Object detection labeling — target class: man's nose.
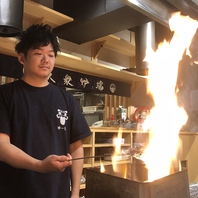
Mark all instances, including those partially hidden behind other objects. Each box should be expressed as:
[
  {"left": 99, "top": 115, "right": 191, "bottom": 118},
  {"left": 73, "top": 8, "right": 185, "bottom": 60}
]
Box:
[{"left": 41, "top": 54, "right": 48, "bottom": 62}]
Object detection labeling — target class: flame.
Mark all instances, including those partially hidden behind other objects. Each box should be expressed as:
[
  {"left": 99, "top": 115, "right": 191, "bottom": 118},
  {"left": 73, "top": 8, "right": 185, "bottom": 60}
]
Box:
[
  {"left": 99, "top": 130, "right": 124, "bottom": 174},
  {"left": 112, "top": 129, "right": 123, "bottom": 172},
  {"left": 100, "top": 159, "right": 105, "bottom": 173},
  {"left": 141, "top": 12, "right": 198, "bottom": 181},
  {"left": 111, "top": 129, "right": 128, "bottom": 179}
]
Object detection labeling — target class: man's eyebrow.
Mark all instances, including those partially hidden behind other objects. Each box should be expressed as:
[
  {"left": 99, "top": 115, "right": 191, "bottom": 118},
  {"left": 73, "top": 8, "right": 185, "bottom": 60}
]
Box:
[{"left": 34, "top": 47, "right": 54, "bottom": 52}]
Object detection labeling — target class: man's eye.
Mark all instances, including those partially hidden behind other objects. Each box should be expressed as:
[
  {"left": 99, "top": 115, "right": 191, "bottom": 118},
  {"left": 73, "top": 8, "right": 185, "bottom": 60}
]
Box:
[{"left": 49, "top": 54, "right": 54, "bottom": 57}]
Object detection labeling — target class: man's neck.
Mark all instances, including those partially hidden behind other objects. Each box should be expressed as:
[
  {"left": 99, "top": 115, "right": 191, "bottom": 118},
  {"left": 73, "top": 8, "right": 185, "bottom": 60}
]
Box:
[{"left": 21, "top": 76, "right": 49, "bottom": 87}]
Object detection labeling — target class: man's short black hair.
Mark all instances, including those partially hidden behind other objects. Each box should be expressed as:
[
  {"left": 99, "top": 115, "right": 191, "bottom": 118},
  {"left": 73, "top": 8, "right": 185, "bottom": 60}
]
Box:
[{"left": 15, "top": 24, "right": 60, "bottom": 57}]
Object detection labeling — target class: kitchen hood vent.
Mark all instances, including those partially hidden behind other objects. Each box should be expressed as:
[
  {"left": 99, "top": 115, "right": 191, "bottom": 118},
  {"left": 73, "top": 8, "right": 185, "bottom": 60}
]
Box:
[
  {"left": 53, "top": 0, "right": 152, "bottom": 44},
  {"left": 166, "top": 0, "right": 198, "bottom": 20},
  {"left": 53, "top": 0, "right": 177, "bottom": 44},
  {"left": 134, "top": 21, "right": 155, "bottom": 76},
  {"left": 131, "top": 21, "right": 173, "bottom": 76}
]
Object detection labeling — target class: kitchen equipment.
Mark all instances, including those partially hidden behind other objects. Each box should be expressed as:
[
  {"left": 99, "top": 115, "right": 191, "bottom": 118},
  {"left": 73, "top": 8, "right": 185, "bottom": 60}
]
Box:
[
  {"left": 0, "top": 0, "right": 24, "bottom": 37},
  {"left": 85, "top": 165, "right": 190, "bottom": 198}
]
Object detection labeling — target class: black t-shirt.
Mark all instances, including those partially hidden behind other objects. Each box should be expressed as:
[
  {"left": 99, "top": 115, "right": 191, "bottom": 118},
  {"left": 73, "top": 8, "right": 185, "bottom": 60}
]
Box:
[{"left": 0, "top": 79, "right": 91, "bottom": 198}]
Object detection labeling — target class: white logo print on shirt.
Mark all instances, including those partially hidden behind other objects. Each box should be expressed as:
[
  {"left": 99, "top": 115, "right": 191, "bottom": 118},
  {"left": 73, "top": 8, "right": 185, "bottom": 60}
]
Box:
[{"left": 56, "top": 109, "right": 68, "bottom": 130}]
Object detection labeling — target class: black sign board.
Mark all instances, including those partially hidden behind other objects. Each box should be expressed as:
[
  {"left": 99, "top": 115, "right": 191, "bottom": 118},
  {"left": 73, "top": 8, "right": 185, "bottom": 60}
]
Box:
[{"left": 51, "top": 67, "right": 131, "bottom": 97}]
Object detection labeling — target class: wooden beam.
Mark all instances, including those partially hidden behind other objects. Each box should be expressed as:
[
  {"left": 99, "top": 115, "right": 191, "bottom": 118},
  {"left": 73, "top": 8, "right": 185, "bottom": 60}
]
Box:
[{"left": 23, "top": 0, "right": 73, "bottom": 29}]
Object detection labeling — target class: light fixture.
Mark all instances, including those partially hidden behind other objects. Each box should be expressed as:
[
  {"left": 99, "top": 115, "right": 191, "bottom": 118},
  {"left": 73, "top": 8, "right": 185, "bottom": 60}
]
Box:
[{"left": 0, "top": 0, "right": 24, "bottom": 37}]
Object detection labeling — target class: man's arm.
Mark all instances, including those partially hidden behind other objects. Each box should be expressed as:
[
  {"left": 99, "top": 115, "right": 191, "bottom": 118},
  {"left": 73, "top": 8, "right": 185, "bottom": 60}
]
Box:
[
  {"left": 70, "top": 140, "right": 84, "bottom": 198},
  {"left": 0, "top": 133, "right": 72, "bottom": 172}
]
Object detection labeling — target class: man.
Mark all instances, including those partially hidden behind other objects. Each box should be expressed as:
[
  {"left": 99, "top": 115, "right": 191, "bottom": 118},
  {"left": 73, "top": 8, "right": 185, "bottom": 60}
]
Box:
[{"left": 0, "top": 24, "right": 91, "bottom": 198}]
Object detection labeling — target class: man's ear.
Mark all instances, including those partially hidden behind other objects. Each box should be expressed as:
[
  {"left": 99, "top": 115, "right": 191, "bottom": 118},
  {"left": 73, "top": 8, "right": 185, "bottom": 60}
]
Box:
[{"left": 18, "top": 53, "right": 25, "bottom": 65}]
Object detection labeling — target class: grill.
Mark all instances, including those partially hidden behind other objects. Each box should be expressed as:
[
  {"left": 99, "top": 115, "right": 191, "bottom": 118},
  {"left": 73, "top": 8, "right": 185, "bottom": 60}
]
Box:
[{"left": 85, "top": 163, "right": 190, "bottom": 198}]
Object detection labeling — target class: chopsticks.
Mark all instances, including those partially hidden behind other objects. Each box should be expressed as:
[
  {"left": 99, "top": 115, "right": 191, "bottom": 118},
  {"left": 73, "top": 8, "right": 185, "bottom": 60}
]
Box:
[
  {"left": 68, "top": 154, "right": 132, "bottom": 161},
  {"left": 68, "top": 154, "right": 111, "bottom": 161},
  {"left": 68, "top": 147, "right": 143, "bottom": 161}
]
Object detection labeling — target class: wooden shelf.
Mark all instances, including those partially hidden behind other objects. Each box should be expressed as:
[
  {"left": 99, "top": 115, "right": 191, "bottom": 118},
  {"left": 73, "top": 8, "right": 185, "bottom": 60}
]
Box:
[
  {"left": 83, "top": 144, "right": 92, "bottom": 148},
  {"left": 82, "top": 164, "right": 92, "bottom": 168},
  {"left": 56, "top": 52, "right": 146, "bottom": 82},
  {"left": 94, "top": 160, "right": 131, "bottom": 167},
  {"left": 80, "top": 184, "right": 86, "bottom": 190},
  {"left": 95, "top": 34, "right": 135, "bottom": 57},
  {"left": 0, "top": 37, "right": 16, "bottom": 57},
  {"left": 94, "top": 143, "right": 131, "bottom": 147},
  {"left": 83, "top": 127, "right": 135, "bottom": 167},
  {"left": 23, "top": 0, "right": 73, "bottom": 29},
  {"left": 90, "top": 127, "right": 136, "bottom": 132},
  {"left": 0, "top": 36, "right": 146, "bottom": 82}
]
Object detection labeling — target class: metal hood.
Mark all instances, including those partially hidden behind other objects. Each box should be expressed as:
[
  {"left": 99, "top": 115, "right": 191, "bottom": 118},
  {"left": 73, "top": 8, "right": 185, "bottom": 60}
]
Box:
[
  {"left": 166, "top": 0, "right": 198, "bottom": 20},
  {"left": 53, "top": 0, "right": 177, "bottom": 44}
]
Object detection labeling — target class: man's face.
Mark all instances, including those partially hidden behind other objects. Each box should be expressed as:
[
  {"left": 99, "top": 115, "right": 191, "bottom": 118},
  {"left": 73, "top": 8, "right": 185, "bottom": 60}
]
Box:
[{"left": 19, "top": 43, "right": 56, "bottom": 79}]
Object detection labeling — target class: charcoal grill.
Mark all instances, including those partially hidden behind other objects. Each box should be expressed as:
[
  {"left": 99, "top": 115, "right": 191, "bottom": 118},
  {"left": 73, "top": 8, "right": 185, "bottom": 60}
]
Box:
[{"left": 85, "top": 164, "right": 190, "bottom": 198}]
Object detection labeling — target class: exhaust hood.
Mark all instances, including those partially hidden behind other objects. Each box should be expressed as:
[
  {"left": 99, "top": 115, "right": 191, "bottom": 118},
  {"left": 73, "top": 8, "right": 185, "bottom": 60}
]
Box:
[
  {"left": 53, "top": 0, "right": 177, "bottom": 44},
  {"left": 53, "top": 0, "right": 151, "bottom": 44},
  {"left": 166, "top": 0, "right": 198, "bottom": 20},
  {"left": 120, "top": 0, "right": 176, "bottom": 27}
]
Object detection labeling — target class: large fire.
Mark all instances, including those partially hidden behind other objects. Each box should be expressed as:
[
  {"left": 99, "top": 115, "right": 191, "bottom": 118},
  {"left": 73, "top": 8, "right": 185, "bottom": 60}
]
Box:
[
  {"left": 141, "top": 12, "right": 198, "bottom": 181},
  {"left": 100, "top": 12, "right": 198, "bottom": 181}
]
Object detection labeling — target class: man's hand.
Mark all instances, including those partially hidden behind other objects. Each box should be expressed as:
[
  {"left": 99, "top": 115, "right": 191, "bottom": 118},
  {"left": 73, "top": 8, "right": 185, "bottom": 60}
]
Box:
[
  {"left": 0, "top": 133, "right": 72, "bottom": 173},
  {"left": 39, "top": 153, "right": 72, "bottom": 173}
]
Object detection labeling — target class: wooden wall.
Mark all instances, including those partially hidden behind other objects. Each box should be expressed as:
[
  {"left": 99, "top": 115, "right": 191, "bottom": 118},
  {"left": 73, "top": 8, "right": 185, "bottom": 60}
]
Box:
[{"left": 0, "top": 76, "right": 15, "bottom": 85}]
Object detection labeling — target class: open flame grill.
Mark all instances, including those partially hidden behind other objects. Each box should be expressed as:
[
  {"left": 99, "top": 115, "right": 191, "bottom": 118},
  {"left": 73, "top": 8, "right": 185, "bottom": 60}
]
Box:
[{"left": 85, "top": 164, "right": 190, "bottom": 198}]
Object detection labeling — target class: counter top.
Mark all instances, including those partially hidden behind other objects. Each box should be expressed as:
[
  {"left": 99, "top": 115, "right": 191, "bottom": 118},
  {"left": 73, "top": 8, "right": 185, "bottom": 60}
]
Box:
[{"left": 89, "top": 127, "right": 198, "bottom": 135}]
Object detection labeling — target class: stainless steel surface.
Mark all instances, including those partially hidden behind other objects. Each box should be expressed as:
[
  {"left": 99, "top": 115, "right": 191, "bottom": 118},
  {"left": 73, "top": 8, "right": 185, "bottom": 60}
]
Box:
[
  {"left": 135, "top": 21, "right": 156, "bottom": 75},
  {"left": 85, "top": 166, "right": 190, "bottom": 198},
  {"left": 121, "top": 0, "right": 177, "bottom": 27},
  {"left": 166, "top": 0, "right": 198, "bottom": 20},
  {"left": 53, "top": 0, "right": 177, "bottom": 44},
  {"left": 0, "top": 0, "right": 24, "bottom": 37},
  {"left": 68, "top": 154, "right": 112, "bottom": 161}
]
